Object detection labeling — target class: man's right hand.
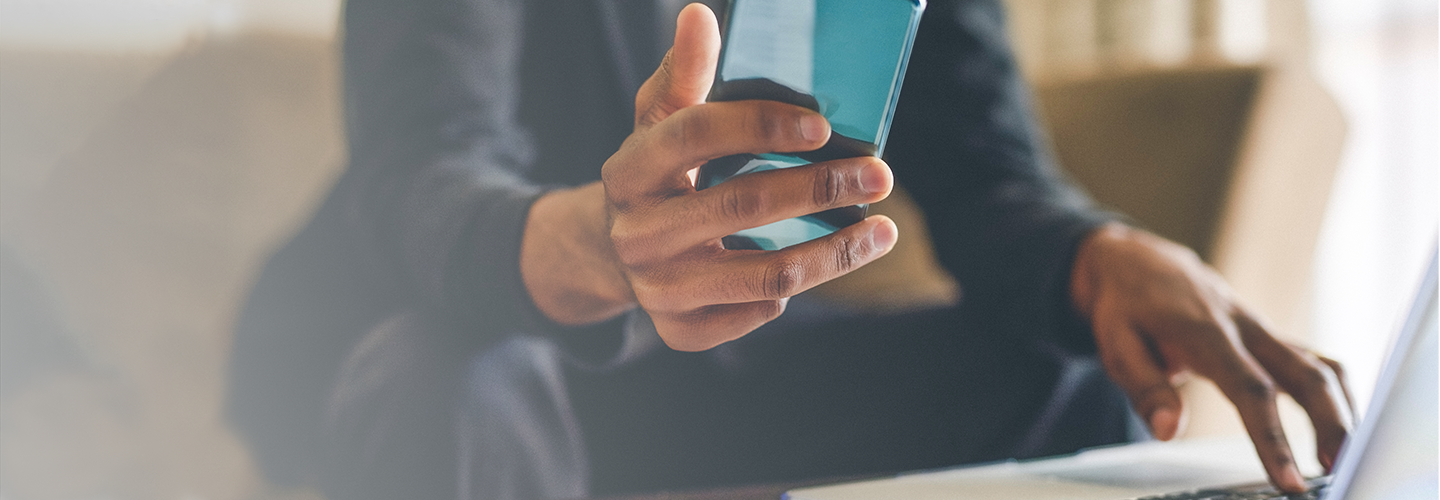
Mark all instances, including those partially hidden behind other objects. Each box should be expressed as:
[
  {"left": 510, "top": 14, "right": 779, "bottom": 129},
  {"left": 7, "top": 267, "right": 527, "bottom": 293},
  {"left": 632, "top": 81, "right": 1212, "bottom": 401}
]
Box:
[{"left": 520, "top": 3, "right": 897, "bottom": 351}]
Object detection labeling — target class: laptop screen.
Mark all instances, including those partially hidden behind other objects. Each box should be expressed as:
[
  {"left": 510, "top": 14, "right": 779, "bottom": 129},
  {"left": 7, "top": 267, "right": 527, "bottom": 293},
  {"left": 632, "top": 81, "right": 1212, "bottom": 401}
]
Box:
[{"left": 1326, "top": 253, "right": 1438, "bottom": 499}]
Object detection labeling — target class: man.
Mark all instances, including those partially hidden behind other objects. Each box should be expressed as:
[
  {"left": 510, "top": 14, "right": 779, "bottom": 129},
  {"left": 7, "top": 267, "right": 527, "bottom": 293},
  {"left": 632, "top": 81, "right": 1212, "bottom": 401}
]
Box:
[{"left": 226, "top": 1, "right": 1354, "bottom": 499}]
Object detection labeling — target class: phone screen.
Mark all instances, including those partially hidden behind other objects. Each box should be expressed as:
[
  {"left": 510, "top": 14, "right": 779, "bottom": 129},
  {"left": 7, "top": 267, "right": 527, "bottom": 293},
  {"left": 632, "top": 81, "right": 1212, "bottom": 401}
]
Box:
[{"left": 698, "top": 0, "right": 925, "bottom": 251}]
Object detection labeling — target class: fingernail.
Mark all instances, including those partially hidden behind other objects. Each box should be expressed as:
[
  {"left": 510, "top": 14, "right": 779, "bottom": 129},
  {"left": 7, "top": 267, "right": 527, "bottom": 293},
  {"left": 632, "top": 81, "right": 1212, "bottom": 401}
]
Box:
[
  {"left": 800, "top": 114, "right": 828, "bottom": 142},
  {"left": 1149, "top": 408, "right": 1179, "bottom": 441},
  {"left": 859, "top": 161, "right": 889, "bottom": 195},
  {"left": 870, "top": 219, "right": 898, "bottom": 252}
]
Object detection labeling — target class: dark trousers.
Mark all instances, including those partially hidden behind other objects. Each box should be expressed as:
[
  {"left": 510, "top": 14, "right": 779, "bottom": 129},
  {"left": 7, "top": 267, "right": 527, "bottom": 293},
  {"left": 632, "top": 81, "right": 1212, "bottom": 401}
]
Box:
[{"left": 320, "top": 302, "right": 1136, "bottom": 500}]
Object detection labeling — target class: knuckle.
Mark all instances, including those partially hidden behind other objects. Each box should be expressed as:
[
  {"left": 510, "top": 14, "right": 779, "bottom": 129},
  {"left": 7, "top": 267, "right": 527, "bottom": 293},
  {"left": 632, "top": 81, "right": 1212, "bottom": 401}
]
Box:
[
  {"left": 609, "top": 227, "right": 646, "bottom": 267},
  {"left": 610, "top": 223, "right": 667, "bottom": 271},
  {"left": 657, "top": 311, "right": 708, "bottom": 351},
  {"left": 834, "top": 232, "right": 867, "bottom": 272},
  {"left": 762, "top": 258, "right": 806, "bottom": 299},
  {"left": 600, "top": 158, "right": 620, "bottom": 184},
  {"left": 1297, "top": 362, "right": 1331, "bottom": 390},
  {"left": 601, "top": 159, "right": 638, "bottom": 205},
  {"left": 1236, "top": 376, "right": 1278, "bottom": 402},
  {"left": 1174, "top": 309, "right": 1223, "bottom": 335},
  {"left": 1261, "top": 427, "right": 1292, "bottom": 450},
  {"left": 720, "top": 188, "right": 766, "bottom": 224},
  {"left": 1134, "top": 382, "right": 1174, "bottom": 405},
  {"left": 1323, "top": 358, "right": 1347, "bottom": 377},
  {"left": 751, "top": 103, "right": 786, "bottom": 144},
  {"left": 609, "top": 232, "right": 640, "bottom": 266},
  {"left": 666, "top": 306, "right": 748, "bottom": 352},
  {"left": 812, "top": 166, "right": 845, "bottom": 208},
  {"left": 670, "top": 110, "right": 708, "bottom": 152}
]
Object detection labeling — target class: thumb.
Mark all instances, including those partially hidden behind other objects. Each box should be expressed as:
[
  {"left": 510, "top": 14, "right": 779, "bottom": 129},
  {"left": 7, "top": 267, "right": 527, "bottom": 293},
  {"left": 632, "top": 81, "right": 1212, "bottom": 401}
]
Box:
[
  {"left": 635, "top": 3, "right": 720, "bottom": 128},
  {"left": 1098, "top": 321, "right": 1186, "bottom": 441}
]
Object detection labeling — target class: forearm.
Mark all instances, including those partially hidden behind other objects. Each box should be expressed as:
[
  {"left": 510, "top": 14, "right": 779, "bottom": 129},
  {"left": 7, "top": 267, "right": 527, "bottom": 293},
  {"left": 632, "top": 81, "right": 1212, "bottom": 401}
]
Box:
[
  {"left": 343, "top": 0, "right": 562, "bottom": 339},
  {"left": 889, "top": 0, "right": 1116, "bottom": 349},
  {"left": 924, "top": 192, "right": 1114, "bottom": 350}
]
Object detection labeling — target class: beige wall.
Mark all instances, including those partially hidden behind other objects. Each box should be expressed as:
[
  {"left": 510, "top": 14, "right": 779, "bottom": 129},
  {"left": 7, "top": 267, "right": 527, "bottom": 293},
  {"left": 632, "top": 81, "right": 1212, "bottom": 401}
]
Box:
[{"left": 1, "top": 9, "right": 344, "bottom": 497}]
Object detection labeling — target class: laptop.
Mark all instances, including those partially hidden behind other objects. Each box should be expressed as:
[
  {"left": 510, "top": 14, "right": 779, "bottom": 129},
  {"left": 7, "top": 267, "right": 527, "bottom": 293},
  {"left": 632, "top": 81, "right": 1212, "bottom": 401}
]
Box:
[{"left": 787, "top": 251, "right": 1438, "bottom": 500}]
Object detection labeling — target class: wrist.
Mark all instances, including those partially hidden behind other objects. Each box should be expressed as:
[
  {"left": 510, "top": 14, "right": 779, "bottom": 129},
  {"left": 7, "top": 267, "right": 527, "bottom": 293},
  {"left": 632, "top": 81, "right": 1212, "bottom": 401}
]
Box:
[
  {"left": 521, "top": 183, "right": 636, "bottom": 326},
  {"left": 1070, "top": 222, "right": 1132, "bottom": 321}
]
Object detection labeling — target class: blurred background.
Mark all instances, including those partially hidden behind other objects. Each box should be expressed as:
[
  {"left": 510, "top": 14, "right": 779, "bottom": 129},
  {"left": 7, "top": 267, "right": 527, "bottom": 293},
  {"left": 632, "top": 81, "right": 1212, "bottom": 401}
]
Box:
[{"left": 0, "top": 0, "right": 1434, "bottom": 499}]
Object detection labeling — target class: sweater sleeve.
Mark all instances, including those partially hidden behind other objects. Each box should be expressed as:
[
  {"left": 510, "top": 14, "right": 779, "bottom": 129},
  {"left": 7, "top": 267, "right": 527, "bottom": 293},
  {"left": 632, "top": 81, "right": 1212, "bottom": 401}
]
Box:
[
  {"left": 886, "top": 0, "right": 1117, "bottom": 353},
  {"left": 337, "top": 0, "right": 619, "bottom": 356}
]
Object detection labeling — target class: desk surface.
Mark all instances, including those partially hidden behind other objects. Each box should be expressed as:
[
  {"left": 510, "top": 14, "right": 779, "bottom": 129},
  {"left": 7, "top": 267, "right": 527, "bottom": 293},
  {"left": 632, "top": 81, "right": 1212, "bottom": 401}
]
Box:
[
  {"left": 598, "top": 483, "right": 790, "bottom": 500},
  {"left": 593, "top": 476, "right": 872, "bottom": 500}
]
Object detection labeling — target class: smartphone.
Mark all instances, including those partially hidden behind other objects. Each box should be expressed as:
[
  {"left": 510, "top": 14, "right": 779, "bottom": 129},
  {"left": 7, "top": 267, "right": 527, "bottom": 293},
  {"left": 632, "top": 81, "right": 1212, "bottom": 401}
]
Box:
[{"left": 697, "top": 0, "right": 926, "bottom": 251}]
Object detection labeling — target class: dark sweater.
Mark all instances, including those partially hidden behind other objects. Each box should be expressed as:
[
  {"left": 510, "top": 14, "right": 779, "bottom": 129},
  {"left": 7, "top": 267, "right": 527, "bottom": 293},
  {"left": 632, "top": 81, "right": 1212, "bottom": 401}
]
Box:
[{"left": 226, "top": 0, "right": 1114, "bottom": 488}]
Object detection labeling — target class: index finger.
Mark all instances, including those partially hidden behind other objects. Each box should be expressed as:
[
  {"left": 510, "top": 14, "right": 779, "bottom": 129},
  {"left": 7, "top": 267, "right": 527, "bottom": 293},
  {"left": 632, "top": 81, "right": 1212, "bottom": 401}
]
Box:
[
  {"left": 605, "top": 101, "right": 830, "bottom": 201},
  {"left": 661, "top": 100, "right": 830, "bottom": 170},
  {"left": 1235, "top": 311, "right": 1352, "bottom": 473},
  {"left": 1205, "top": 350, "right": 1309, "bottom": 493}
]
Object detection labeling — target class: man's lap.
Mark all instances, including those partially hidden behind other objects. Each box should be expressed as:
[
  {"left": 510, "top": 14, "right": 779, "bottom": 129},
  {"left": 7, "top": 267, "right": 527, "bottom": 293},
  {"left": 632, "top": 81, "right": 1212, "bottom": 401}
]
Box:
[
  {"left": 321, "top": 302, "right": 1133, "bottom": 499},
  {"left": 569, "top": 301, "right": 1133, "bottom": 495}
]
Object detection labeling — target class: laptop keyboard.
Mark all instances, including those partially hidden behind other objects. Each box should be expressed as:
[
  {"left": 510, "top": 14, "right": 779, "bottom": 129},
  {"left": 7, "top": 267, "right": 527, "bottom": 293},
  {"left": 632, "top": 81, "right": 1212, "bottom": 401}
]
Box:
[{"left": 1137, "top": 476, "right": 1330, "bottom": 500}]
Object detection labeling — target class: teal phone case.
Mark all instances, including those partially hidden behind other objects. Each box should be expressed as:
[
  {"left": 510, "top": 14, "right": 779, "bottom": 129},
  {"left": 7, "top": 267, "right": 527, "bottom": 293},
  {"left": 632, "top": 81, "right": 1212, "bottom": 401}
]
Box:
[{"left": 697, "top": 0, "right": 926, "bottom": 251}]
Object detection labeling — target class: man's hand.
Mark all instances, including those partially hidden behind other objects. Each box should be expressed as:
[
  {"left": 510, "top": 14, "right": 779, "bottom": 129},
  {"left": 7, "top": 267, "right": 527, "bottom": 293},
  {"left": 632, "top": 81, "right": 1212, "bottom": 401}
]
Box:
[
  {"left": 520, "top": 4, "right": 897, "bottom": 350},
  {"left": 1072, "top": 223, "right": 1355, "bottom": 493}
]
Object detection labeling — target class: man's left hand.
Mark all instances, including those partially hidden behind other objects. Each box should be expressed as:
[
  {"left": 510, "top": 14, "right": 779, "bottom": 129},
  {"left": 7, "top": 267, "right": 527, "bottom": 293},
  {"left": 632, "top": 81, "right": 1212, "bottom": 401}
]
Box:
[{"left": 1071, "top": 223, "right": 1355, "bottom": 493}]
